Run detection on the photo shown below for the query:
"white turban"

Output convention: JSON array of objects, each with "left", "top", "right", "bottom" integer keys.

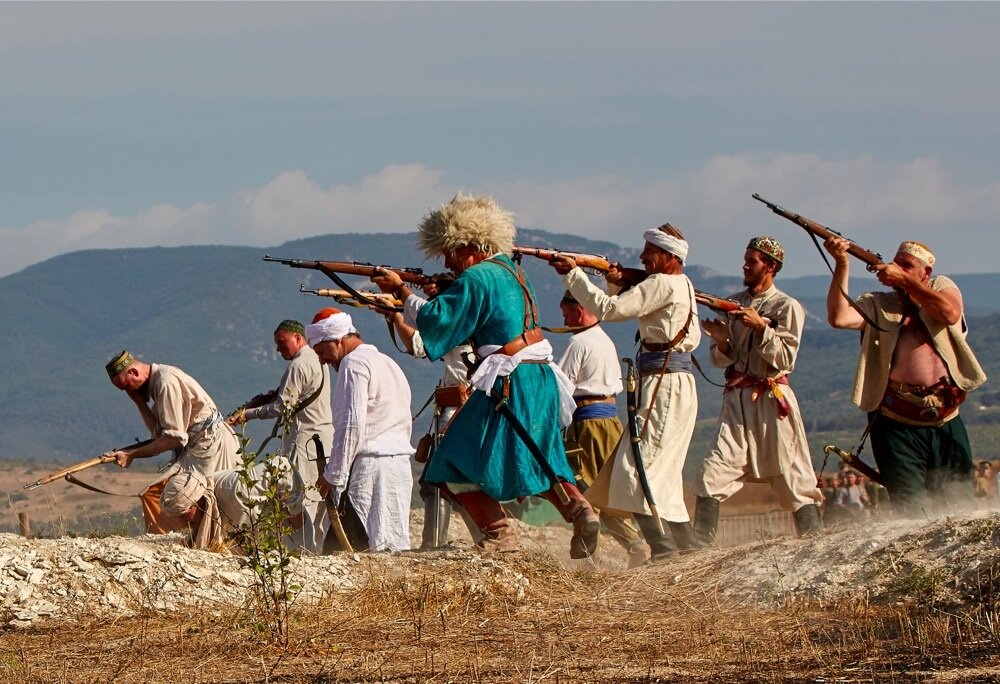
[
  {"left": 643, "top": 229, "right": 689, "bottom": 264},
  {"left": 306, "top": 312, "right": 356, "bottom": 346}
]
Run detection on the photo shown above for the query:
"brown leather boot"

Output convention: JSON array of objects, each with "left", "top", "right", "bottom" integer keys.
[
  {"left": 453, "top": 491, "right": 519, "bottom": 553},
  {"left": 541, "top": 482, "right": 601, "bottom": 559}
]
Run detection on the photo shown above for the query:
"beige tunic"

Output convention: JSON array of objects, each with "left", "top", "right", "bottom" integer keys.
[
  {"left": 694, "top": 286, "right": 822, "bottom": 510},
  {"left": 145, "top": 364, "right": 240, "bottom": 476},
  {"left": 853, "top": 275, "right": 987, "bottom": 412},
  {"left": 563, "top": 268, "right": 700, "bottom": 521},
  {"left": 243, "top": 345, "right": 333, "bottom": 553}
]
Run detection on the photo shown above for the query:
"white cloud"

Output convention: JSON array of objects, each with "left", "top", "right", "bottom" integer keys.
[{"left": 4, "top": 155, "right": 999, "bottom": 279}]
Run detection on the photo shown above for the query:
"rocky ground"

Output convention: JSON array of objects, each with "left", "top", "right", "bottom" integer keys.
[
  {"left": 3, "top": 507, "right": 999, "bottom": 629},
  {"left": 1, "top": 508, "right": 1000, "bottom": 682}
]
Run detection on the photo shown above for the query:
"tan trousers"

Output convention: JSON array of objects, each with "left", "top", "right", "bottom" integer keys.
[{"left": 565, "top": 416, "right": 643, "bottom": 551}]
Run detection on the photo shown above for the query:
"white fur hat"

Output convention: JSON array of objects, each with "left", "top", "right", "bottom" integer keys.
[{"left": 417, "top": 194, "right": 516, "bottom": 258}]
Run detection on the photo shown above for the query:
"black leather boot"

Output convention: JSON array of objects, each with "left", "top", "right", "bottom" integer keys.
[
  {"left": 793, "top": 503, "right": 822, "bottom": 537},
  {"left": 634, "top": 513, "right": 677, "bottom": 563},
  {"left": 693, "top": 496, "right": 720, "bottom": 548},
  {"left": 668, "top": 521, "right": 698, "bottom": 552}
]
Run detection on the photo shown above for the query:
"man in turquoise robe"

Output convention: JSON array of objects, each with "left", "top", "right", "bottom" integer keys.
[{"left": 374, "top": 194, "right": 600, "bottom": 556}]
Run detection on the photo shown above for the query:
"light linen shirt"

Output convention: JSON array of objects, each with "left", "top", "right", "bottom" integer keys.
[
  {"left": 325, "top": 344, "right": 414, "bottom": 490},
  {"left": 558, "top": 325, "right": 623, "bottom": 397},
  {"left": 563, "top": 269, "right": 701, "bottom": 352},
  {"left": 145, "top": 364, "right": 240, "bottom": 476}
]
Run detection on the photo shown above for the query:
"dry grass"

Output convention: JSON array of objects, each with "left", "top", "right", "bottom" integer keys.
[{"left": 4, "top": 550, "right": 1000, "bottom": 683}]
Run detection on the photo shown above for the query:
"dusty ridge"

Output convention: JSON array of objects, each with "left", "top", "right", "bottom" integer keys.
[
  {"left": 653, "top": 511, "right": 1000, "bottom": 609},
  {"left": 2, "top": 511, "right": 998, "bottom": 630}
]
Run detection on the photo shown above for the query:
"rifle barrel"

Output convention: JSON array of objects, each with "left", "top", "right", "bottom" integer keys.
[{"left": 752, "top": 193, "right": 883, "bottom": 269}]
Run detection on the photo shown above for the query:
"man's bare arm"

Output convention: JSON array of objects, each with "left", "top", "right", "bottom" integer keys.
[
  {"left": 876, "top": 263, "right": 963, "bottom": 325},
  {"left": 824, "top": 236, "right": 865, "bottom": 330},
  {"left": 109, "top": 435, "right": 183, "bottom": 468}
]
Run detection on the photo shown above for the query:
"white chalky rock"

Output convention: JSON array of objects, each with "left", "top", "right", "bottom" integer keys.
[{"left": 71, "top": 556, "right": 96, "bottom": 571}]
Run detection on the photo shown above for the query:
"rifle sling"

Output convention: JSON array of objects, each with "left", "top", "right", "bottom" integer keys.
[
  {"left": 64, "top": 467, "right": 174, "bottom": 498},
  {"left": 316, "top": 264, "right": 404, "bottom": 314},
  {"left": 64, "top": 474, "right": 144, "bottom": 498},
  {"left": 806, "top": 232, "right": 888, "bottom": 332},
  {"left": 258, "top": 370, "right": 327, "bottom": 454}
]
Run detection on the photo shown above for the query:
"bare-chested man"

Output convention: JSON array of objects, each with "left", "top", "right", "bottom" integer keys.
[{"left": 824, "top": 237, "right": 987, "bottom": 515}]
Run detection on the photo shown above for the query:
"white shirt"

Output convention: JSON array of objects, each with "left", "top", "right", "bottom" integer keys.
[
  {"left": 325, "top": 344, "right": 414, "bottom": 489},
  {"left": 558, "top": 325, "right": 624, "bottom": 397}
]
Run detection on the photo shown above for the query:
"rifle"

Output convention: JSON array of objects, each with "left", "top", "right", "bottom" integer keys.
[
  {"left": 24, "top": 438, "right": 156, "bottom": 490},
  {"left": 751, "top": 194, "right": 883, "bottom": 271},
  {"left": 695, "top": 289, "right": 778, "bottom": 329},
  {"left": 227, "top": 389, "right": 279, "bottom": 422},
  {"left": 694, "top": 290, "right": 742, "bottom": 315},
  {"left": 263, "top": 256, "right": 453, "bottom": 311},
  {"left": 753, "top": 193, "right": 889, "bottom": 331},
  {"left": 512, "top": 246, "right": 647, "bottom": 288},
  {"left": 299, "top": 285, "right": 402, "bottom": 309}
]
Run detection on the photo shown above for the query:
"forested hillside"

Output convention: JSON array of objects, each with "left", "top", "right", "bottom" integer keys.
[{"left": 2, "top": 229, "right": 998, "bottom": 473}]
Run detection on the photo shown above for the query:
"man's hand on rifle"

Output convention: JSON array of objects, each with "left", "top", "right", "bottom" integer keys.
[
  {"left": 874, "top": 261, "right": 912, "bottom": 290},
  {"left": 226, "top": 407, "right": 247, "bottom": 426},
  {"left": 109, "top": 450, "right": 134, "bottom": 468},
  {"left": 603, "top": 263, "right": 626, "bottom": 286},
  {"left": 736, "top": 306, "right": 770, "bottom": 333},
  {"left": 823, "top": 236, "right": 852, "bottom": 265},
  {"left": 371, "top": 269, "right": 411, "bottom": 300},
  {"left": 548, "top": 254, "right": 578, "bottom": 275}
]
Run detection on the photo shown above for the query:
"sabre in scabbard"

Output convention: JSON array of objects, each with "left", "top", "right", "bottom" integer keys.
[
  {"left": 622, "top": 357, "right": 664, "bottom": 535},
  {"left": 822, "top": 444, "right": 885, "bottom": 487}
]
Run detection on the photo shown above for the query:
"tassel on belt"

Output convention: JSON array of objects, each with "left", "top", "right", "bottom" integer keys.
[{"left": 724, "top": 372, "right": 791, "bottom": 418}]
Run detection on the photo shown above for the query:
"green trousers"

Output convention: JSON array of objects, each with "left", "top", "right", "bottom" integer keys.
[{"left": 868, "top": 412, "right": 974, "bottom": 516}]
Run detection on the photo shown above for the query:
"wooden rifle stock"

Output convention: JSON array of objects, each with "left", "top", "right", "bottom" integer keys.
[
  {"left": 263, "top": 255, "right": 454, "bottom": 290},
  {"left": 24, "top": 438, "right": 156, "bottom": 490},
  {"left": 694, "top": 289, "right": 742, "bottom": 314},
  {"left": 298, "top": 285, "right": 403, "bottom": 309},
  {"left": 751, "top": 194, "right": 883, "bottom": 271},
  {"left": 512, "top": 246, "right": 647, "bottom": 288}
]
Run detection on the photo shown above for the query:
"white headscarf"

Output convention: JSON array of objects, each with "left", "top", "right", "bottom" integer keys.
[
  {"left": 306, "top": 312, "right": 356, "bottom": 346},
  {"left": 643, "top": 229, "right": 689, "bottom": 264}
]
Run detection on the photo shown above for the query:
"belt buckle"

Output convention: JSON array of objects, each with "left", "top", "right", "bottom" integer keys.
[{"left": 919, "top": 406, "right": 940, "bottom": 421}]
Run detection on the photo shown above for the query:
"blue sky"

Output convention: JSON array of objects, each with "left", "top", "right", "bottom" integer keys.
[{"left": 2, "top": 2, "right": 999, "bottom": 278}]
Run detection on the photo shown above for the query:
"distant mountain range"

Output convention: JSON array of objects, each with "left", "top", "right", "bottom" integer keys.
[{"left": 2, "top": 229, "right": 998, "bottom": 467}]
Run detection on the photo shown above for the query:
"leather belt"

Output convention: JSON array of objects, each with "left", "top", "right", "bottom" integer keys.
[
  {"left": 498, "top": 327, "right": 544, "bottom": 356},
  {"left": 641, "top": 341, "right": 675, "bottom": 352},
  {"left": 886, "top": 379, "right": 951, "bottom": 398}
]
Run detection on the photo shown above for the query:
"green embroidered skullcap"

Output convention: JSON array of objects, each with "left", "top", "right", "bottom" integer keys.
[
  {"left": 106, "top": 350, "right": 135, "bottom": 378},
  {"left": 274, "top": 319, "right": 305, "bottom": 336},
  {"left": 747, "top": 235, "right": 785, "bottom": 263}
]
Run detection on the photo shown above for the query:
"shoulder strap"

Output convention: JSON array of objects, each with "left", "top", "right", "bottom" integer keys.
[{"left": 486, "top": 257, "right": 540, "bottom": 332}]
